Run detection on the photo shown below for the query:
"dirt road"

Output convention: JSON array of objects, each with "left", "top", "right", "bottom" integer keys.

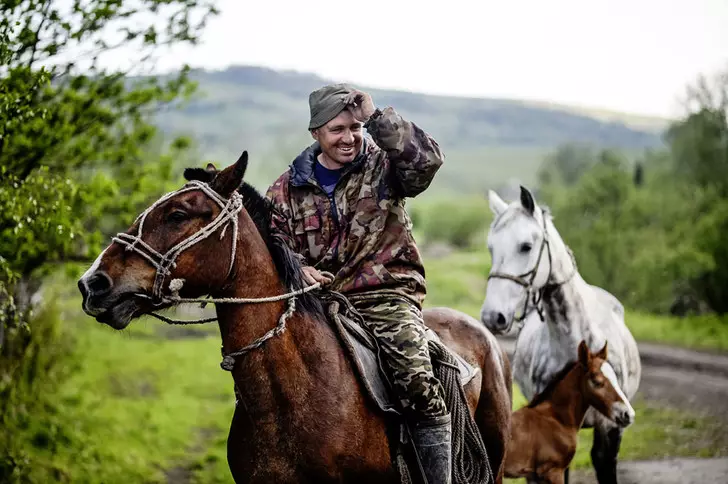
[{"left": 568, "top": 457, "right": 728, "bottom": 484}]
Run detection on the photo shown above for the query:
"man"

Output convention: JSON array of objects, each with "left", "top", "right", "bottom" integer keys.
[{"left": 265, "top": 83, "right": 450, "bottom": 483}]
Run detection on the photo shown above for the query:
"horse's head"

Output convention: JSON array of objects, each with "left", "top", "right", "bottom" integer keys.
[
  {"left": 480, "top": 186, "right": 552, "bottom": 333},
  {"left": 577, "top": 340, "right": 635, "bottom": 428},
  {"left": 78, "top": 151, "right": 251, "bottom": 329}
]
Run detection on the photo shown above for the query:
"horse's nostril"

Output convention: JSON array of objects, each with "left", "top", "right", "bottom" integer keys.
[
  {"left": 496, "top": 312, "right": 506, "bottom": 326},
  {"left": 85, "top": 272, "right": 113, "bottom": 296},
  {"left": 78, "top": 278, "right": 88, "bottom": 299}
]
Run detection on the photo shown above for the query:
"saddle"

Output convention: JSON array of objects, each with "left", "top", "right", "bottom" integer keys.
[
  {"left": 324, "top": 297, "right": 479, "bottom": 415},
  {"left": 321, "top": 291, "right": 492, "bottom": 484}
]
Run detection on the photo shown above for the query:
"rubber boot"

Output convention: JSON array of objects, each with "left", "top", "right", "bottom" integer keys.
[{"left": 411, "top": 413, "right": 452, "bottom": 484}]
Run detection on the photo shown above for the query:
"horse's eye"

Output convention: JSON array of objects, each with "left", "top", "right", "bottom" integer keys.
[
  {"left": 168, "top": 210, "right": 189, "bottom": 223},
  {"left": 519, "top": 243, "right": 532, "bottom": 253},
  {"left": 591, "top": 378, "right": 605, "bottom": 388}
]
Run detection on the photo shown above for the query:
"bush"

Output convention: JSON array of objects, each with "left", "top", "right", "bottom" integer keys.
[{"left": 1, "top": 290, "right": 75, "bottom": 483}]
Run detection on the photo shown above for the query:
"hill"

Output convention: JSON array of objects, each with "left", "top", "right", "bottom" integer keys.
[{"left": 150, "top": 65, "right": 666, "bottom": 193}]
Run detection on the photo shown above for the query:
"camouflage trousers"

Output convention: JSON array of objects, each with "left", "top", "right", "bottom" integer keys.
[{"left": 348, "top": 292, "right": 448, "bottom": 420}]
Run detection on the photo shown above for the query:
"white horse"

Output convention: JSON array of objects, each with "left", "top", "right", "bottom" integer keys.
[{"left": 480, "top": 186, "right": 641, "bottom": 484}]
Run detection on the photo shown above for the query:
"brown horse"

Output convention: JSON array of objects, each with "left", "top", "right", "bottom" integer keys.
[
  {"left": 504, "top": 340, "right": 634, "bottom": 484},
  {"left": 77, "top": 151, "right": 513, "bottom": 484}
]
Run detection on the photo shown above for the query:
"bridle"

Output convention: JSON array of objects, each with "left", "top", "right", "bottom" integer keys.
[
  {"left": 487, "top": 210, "right": 577, "bottom": 323},
  {"left": 110, "top": 179, "right": 323, "bottom": 371},
  {"left": 113, "top": 180, "right": 244, "bottom": 304}
]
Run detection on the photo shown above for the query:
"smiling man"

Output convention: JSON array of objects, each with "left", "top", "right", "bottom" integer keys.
[{"left": 265, "top": 83, "right": 451, "bottom": 483}]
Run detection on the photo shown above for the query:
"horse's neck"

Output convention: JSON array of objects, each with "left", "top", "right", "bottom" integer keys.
[
  {"left": 212, "top": 239, "right": 332, "bottom": 419},
  {"left": 546, "top": 367, "right": 589, "bottom": 429},
  {"left": 542, "top": 218, "right": 591, "bottom": 344}
]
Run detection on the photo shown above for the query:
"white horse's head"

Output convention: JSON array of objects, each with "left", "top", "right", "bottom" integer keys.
[{"left": 480, "top": 186, "right": 553, "bottom": 334}]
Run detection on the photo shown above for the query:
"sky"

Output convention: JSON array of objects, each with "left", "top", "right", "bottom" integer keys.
[{"left": 113, "top": 0, "right": 728, "bottom": 119}]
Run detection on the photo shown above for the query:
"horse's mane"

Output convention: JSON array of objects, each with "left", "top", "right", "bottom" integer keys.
[
  {"left": 183, "top": 168, "right": 324, "bottom": 318},
  {"left": 526, "top": 360, "right": 579, "bottom": 408}
]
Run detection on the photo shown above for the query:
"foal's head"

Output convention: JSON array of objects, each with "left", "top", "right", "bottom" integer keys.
[
  {"left": 574, "top": 340, "right": 635, "bottom": 428},
  {"left": 78, "top": 151, "right": 254, "bottom": 329}
]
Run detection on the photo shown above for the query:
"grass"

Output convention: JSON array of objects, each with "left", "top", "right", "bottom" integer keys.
[
  {"left": 624, "top": 310, "right": 728, "bottom": 352},
  {"left": 2, "top": 287, "right": 234, "bottom": 484}
]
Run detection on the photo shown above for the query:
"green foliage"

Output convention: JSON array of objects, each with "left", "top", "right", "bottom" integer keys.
[
  {"left": 665, "top": 70, "right": 728, "bottom": 196},
  {"left": 1, "top": 1, "right": 218, "bottom": 478},
  {"left": 1, "top": 0, "right": 217, "bottom": 277},
  {"left": 410, "top": 196, "right": 492, "bottom": 249},
  {"left": 534, "top": 66, "right": 728, "bottom": 315},
  {"left": 0, "top": 0, "right": 217, "bottom": 319},
  {"left": 0, "top": 167, "right": 81, "bottom": 276},
  {"left": 0, "top": 292, "right": 75, "bottom": 484},
  {"left": 537, "top": 143, "right": 599, "bottom": 187}
]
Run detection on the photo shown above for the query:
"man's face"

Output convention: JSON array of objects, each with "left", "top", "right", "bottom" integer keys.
[{"left": 312, "top": 109, "right": 363, "bottom": 167}]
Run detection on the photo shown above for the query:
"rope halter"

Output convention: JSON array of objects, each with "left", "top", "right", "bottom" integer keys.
[
  {"left": 109, "top": 179, "right": 330, "bottom": 372},
  {"left": 487, "top": 211, "right": 577, "bottom": 323},
  {"left": 112, "top": 180, "right": 244, "bottom": 304}
]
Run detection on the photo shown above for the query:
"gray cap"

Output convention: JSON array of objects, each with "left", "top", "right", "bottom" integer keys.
[{"left": 308, "top": 83, "right": 353, "bottom": 130}]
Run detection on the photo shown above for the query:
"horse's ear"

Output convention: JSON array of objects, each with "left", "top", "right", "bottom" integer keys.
[
  {"left": 488, "top": 189, "right": 508, "bottom": 216},
  {"left": 212, "top": 150, "right": 248, "bottom": 197},
  {"left": 578, "top": 340, "right": 590, "bottom": 367},
  {"left": 596, "top": 341, "right": 608, "bottom": 360},
  {"left": 519, "top": 185, "right": 535, "bottom": 216},
  {"left": 184, "top": 163, "right": 218, "bottom": 183}
]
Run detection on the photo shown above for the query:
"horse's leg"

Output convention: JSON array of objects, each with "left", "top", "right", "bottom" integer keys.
[
  {"left": 541, "top": 468, "right": 565, "bottom": 484},
  {"left": 475, "top": 346, "right": 512, "bottom": 483},
  {"left": 563, "top": 466, "right": 570, "bottom": 484},
  {"left": 590, "top": 420, "right": 623, "bottom": 484}
]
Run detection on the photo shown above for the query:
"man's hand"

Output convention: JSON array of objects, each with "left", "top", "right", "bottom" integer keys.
[
  {"left": 301, "top": 266, "right": 332, "bottom": 286},
  {"left": 344, "top": 90, "right": 376, "bottom": 123}
]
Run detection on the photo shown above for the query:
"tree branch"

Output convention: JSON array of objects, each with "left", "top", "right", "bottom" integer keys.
[{"left": 28, "top": 0, "right": 53, "bottom": 68}]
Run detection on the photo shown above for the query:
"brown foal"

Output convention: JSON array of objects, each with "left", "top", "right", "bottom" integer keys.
[
  {"left": 78, "top": 152, "right": 513, "bottom": 484},
  {"left": 504, "top": 340, "right": 634, "bottom": 484}
]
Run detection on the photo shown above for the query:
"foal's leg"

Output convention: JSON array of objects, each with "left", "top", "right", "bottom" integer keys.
[
  {"left": 541, "top": 468, "right": 565, "bottom": 484},
  {"left": 590, "top": 421, "right": 623, "bottom": 484},
  {"left": 563, "top": 466, "right": 570, "bottom": 484}
]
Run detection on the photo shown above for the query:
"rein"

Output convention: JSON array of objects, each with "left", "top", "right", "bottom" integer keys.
[
  {"left": 111, "top": 179, "right": 327, "bottom": 371},
  {"left": 487, "top": 211, "right": 577, "bottom": 323}
]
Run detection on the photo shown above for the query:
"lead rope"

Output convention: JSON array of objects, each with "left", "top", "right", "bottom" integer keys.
[{"left": 139, "top": 279, "right": 327, "bottom": 372}]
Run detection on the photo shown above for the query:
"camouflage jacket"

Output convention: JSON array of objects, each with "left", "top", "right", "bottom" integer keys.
[{"left": 264, "top": 107, "right": 444, "bottom": 307}]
